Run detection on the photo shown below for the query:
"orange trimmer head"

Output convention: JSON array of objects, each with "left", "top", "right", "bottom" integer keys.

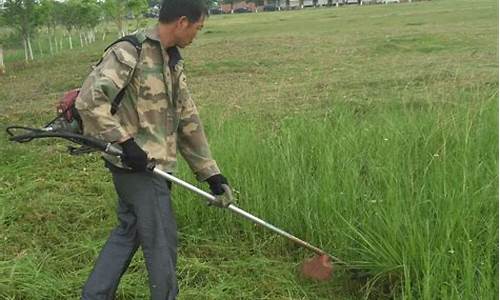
[{"left": 300, "top": 254, "right": 333, "bottom": 281}]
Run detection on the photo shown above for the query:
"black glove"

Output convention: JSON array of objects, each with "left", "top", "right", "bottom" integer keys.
[
  {"left": 206, "top": 174, "right": 228, "bottom": 195},
  {"left": 206, "top": 174, "right": 234, "bottom": 208},
  {"left": 119, "top": 138, "right": 148, "bottom": 171}
]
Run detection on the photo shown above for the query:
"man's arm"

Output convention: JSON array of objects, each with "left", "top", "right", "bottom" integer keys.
[
  {"left": 177, "top": 86, "right": 220, "bottom": 181},
  {"left": 177, "top": 75, "right": 234, "bottom": 207},
  {"left": 75, "top": 42, "right": 139, "bottom": 143}
]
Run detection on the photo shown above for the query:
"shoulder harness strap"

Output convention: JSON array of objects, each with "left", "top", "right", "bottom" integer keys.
[{"left": 100, "top": 34, "right": 145, "bottom": 115}]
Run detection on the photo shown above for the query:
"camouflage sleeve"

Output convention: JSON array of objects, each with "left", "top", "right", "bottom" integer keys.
[
  {"left": 75, "top": 42, "right": 139, "bottom": 142},
  {"left": 177, "top": 79, "right": 221, "bottom": 181}
]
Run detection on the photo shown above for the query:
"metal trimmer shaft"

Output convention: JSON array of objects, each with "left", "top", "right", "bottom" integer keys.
[{"left": 151, "top": 167, "right": 339, "bottom": 260}]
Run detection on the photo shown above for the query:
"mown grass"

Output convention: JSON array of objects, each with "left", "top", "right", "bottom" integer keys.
[{"left": 0, "top": 0, "right": 498, "bottom": 299}]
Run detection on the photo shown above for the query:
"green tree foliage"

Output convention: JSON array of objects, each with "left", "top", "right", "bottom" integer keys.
[
  {"left": 128, "top": 0, "right": 148, "bottom": 29},
  {"left": 72, "top": 0, "right": 101, "bottom": 46},
  {"left": 38, "top": 0, "right": 60, "bottom": 54},
  {"left": 103, "top": 0, "right": 128, "bottom": 37},
  {"left": 58, "top": 0, "right": 78, "bottom": 33},
  {"left": 79, "top": 0, "right": 101, "bottom": 31},
  {"left": 58, "top": 0, "right": 80, "bottom": 48},
  {"left": 38, "top": 0, "right": 58, "bottom": 33},
  {"left": 1, "top": 0, "right": 39, "bottom": 61},
  {"left": 103, "top": 0, "right": 149, "bottom": 36},
  {"left": 1, "top": 0, "right": 39, "bottom": 37}
]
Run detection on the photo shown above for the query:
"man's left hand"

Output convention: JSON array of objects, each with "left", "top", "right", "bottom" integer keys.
[{"left": 206, "top": 174, "right": 234, "bottom": 208}]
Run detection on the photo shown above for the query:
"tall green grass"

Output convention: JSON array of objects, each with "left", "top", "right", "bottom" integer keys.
[{"left": 184, "top": 86, "right": 498, "bottom": 298}]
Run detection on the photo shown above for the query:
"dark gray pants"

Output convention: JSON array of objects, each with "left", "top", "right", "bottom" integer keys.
[{"left": 82, "top": 171, "right": 178, "bottom": 300}]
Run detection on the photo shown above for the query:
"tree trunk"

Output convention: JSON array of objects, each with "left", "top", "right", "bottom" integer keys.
[
  {"left": 38, "top": 39, "right": 44, "bottom": 56},
  {"left": 49, "top": 35, "right": 53, "bottom": 55},
  {"left": 102, "top": 30, "right": 106, "bottom": 41},
  {"left": 60, "top": 37, "right": 63, "bottom": 50},
  {"left": 23, "top": 37, "right": 29, "bottom": 62},
  {"left": 69, "top": 34, "right": 73, "bottom": 49},
  {"left": 0, "top": 47, "right": 5, "bottom": 74},
  {"left": 27, "top": 34, "right": 34, "bottom": 61},
  {"left": 79, "top": 32, "right": 84, "bottom": 47}
]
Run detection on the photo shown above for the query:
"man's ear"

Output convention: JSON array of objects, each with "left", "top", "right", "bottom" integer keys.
[{"left": 177, "top": 16, "right": 189, "bottom": 28}]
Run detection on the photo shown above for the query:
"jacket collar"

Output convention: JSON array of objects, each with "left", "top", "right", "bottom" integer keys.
[{"left": 145, "top": 26, "right": 182, "bottom": 69}]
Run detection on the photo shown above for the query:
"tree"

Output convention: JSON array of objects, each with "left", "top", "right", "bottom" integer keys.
[
  {"left": 102, "top": 0, "right": 149, "bottom": 36},
  {"left": 103, "top": 0, "right": 128, "bottom": 37},
  {"left": 38, "top": 0, "right": 59, "bottom": 54},
  {"left": 2, "top": 0, "right": 39, "bottom": 62},
  {"left": 128, "top": 0, "right": 148, "bottom": 30},
  {"left": 58, "top": 0, "right": 81, "bottom": 49},
  {"left": 0, "top": 7, "right": 6, "bottom": 73},
  {"left": 73, "top": 0, "right": 100, "bottom": 46},
  {"left": 0, "top": 46, "right": 4, "bottom": 74},
  {"left": 82, "top": 0, "right": 101, "bottom": 44}
]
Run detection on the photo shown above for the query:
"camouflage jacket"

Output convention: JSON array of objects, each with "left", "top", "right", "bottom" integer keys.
[{"left": 75, "top": 27, "right": 220, "bottom": 181}]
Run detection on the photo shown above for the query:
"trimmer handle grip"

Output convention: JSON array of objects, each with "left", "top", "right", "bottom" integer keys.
[
  {"left": 103, "top": 143, "right": 157, "bottom": 172},
  {"left": 103, "top": 143, "right": 123, "bottom": 157}
]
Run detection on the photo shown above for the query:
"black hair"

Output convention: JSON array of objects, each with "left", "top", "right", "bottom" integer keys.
[{"left": 159, "top": 0, "right": 208, "bottom": 24}]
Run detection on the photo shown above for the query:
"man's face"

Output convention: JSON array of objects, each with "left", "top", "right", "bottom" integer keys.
[{"left": 175, "top": 15, "right": 205, "bottom": 48}]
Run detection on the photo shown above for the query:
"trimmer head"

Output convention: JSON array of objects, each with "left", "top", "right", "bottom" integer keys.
[{"left": 300, "top": 254, "right": 333, "bottom": 281}]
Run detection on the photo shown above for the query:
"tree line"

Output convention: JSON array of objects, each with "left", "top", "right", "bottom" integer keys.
[
  {"left": 0, "top": 0, "right": 274, "bottom": 73},
  {"left": 0, "top": 0, "right": 151, "bottom": 70}
]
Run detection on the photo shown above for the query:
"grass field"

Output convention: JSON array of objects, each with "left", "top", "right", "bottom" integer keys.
[{"left": 0, "top": 0, "right": 498, "bottom": 299}]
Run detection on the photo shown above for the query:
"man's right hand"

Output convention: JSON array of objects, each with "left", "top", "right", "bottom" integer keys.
[{"left": 119, "top": 138, "right": 148, "bottom": 171}]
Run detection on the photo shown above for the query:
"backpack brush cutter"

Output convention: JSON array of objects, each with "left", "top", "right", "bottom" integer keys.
[{"left": 7, "top": 119, "right": 345, "bottom": 281}]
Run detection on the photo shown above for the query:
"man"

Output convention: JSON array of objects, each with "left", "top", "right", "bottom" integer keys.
[{"left": 75, "top": 0, "right": 233, "bottom": 299}]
